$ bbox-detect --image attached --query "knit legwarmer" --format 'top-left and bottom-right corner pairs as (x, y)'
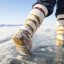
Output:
(56, 14), (64, 47)
(21, 4), (48, 39)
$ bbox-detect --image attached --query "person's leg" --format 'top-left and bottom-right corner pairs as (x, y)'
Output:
(56, 0), (64, 47)
(13, 0), (56, 56)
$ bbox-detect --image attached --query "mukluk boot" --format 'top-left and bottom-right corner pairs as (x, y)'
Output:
(56, 14), (64, 47)
(12, 4), (48, 56)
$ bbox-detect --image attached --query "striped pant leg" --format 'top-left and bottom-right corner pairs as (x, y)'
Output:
(56, 14), (64, 47)
(21, 0), (56, 39)
(56, 0), (64, 47)
(13, 1), (56, 55)
(21, 4), (48, 39)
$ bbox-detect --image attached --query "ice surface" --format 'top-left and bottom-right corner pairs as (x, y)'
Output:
(1, 24), (64, 64)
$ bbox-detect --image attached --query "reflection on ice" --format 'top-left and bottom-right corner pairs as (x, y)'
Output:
(55, 47), (64, 64)
(10, 45), (64, 64)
